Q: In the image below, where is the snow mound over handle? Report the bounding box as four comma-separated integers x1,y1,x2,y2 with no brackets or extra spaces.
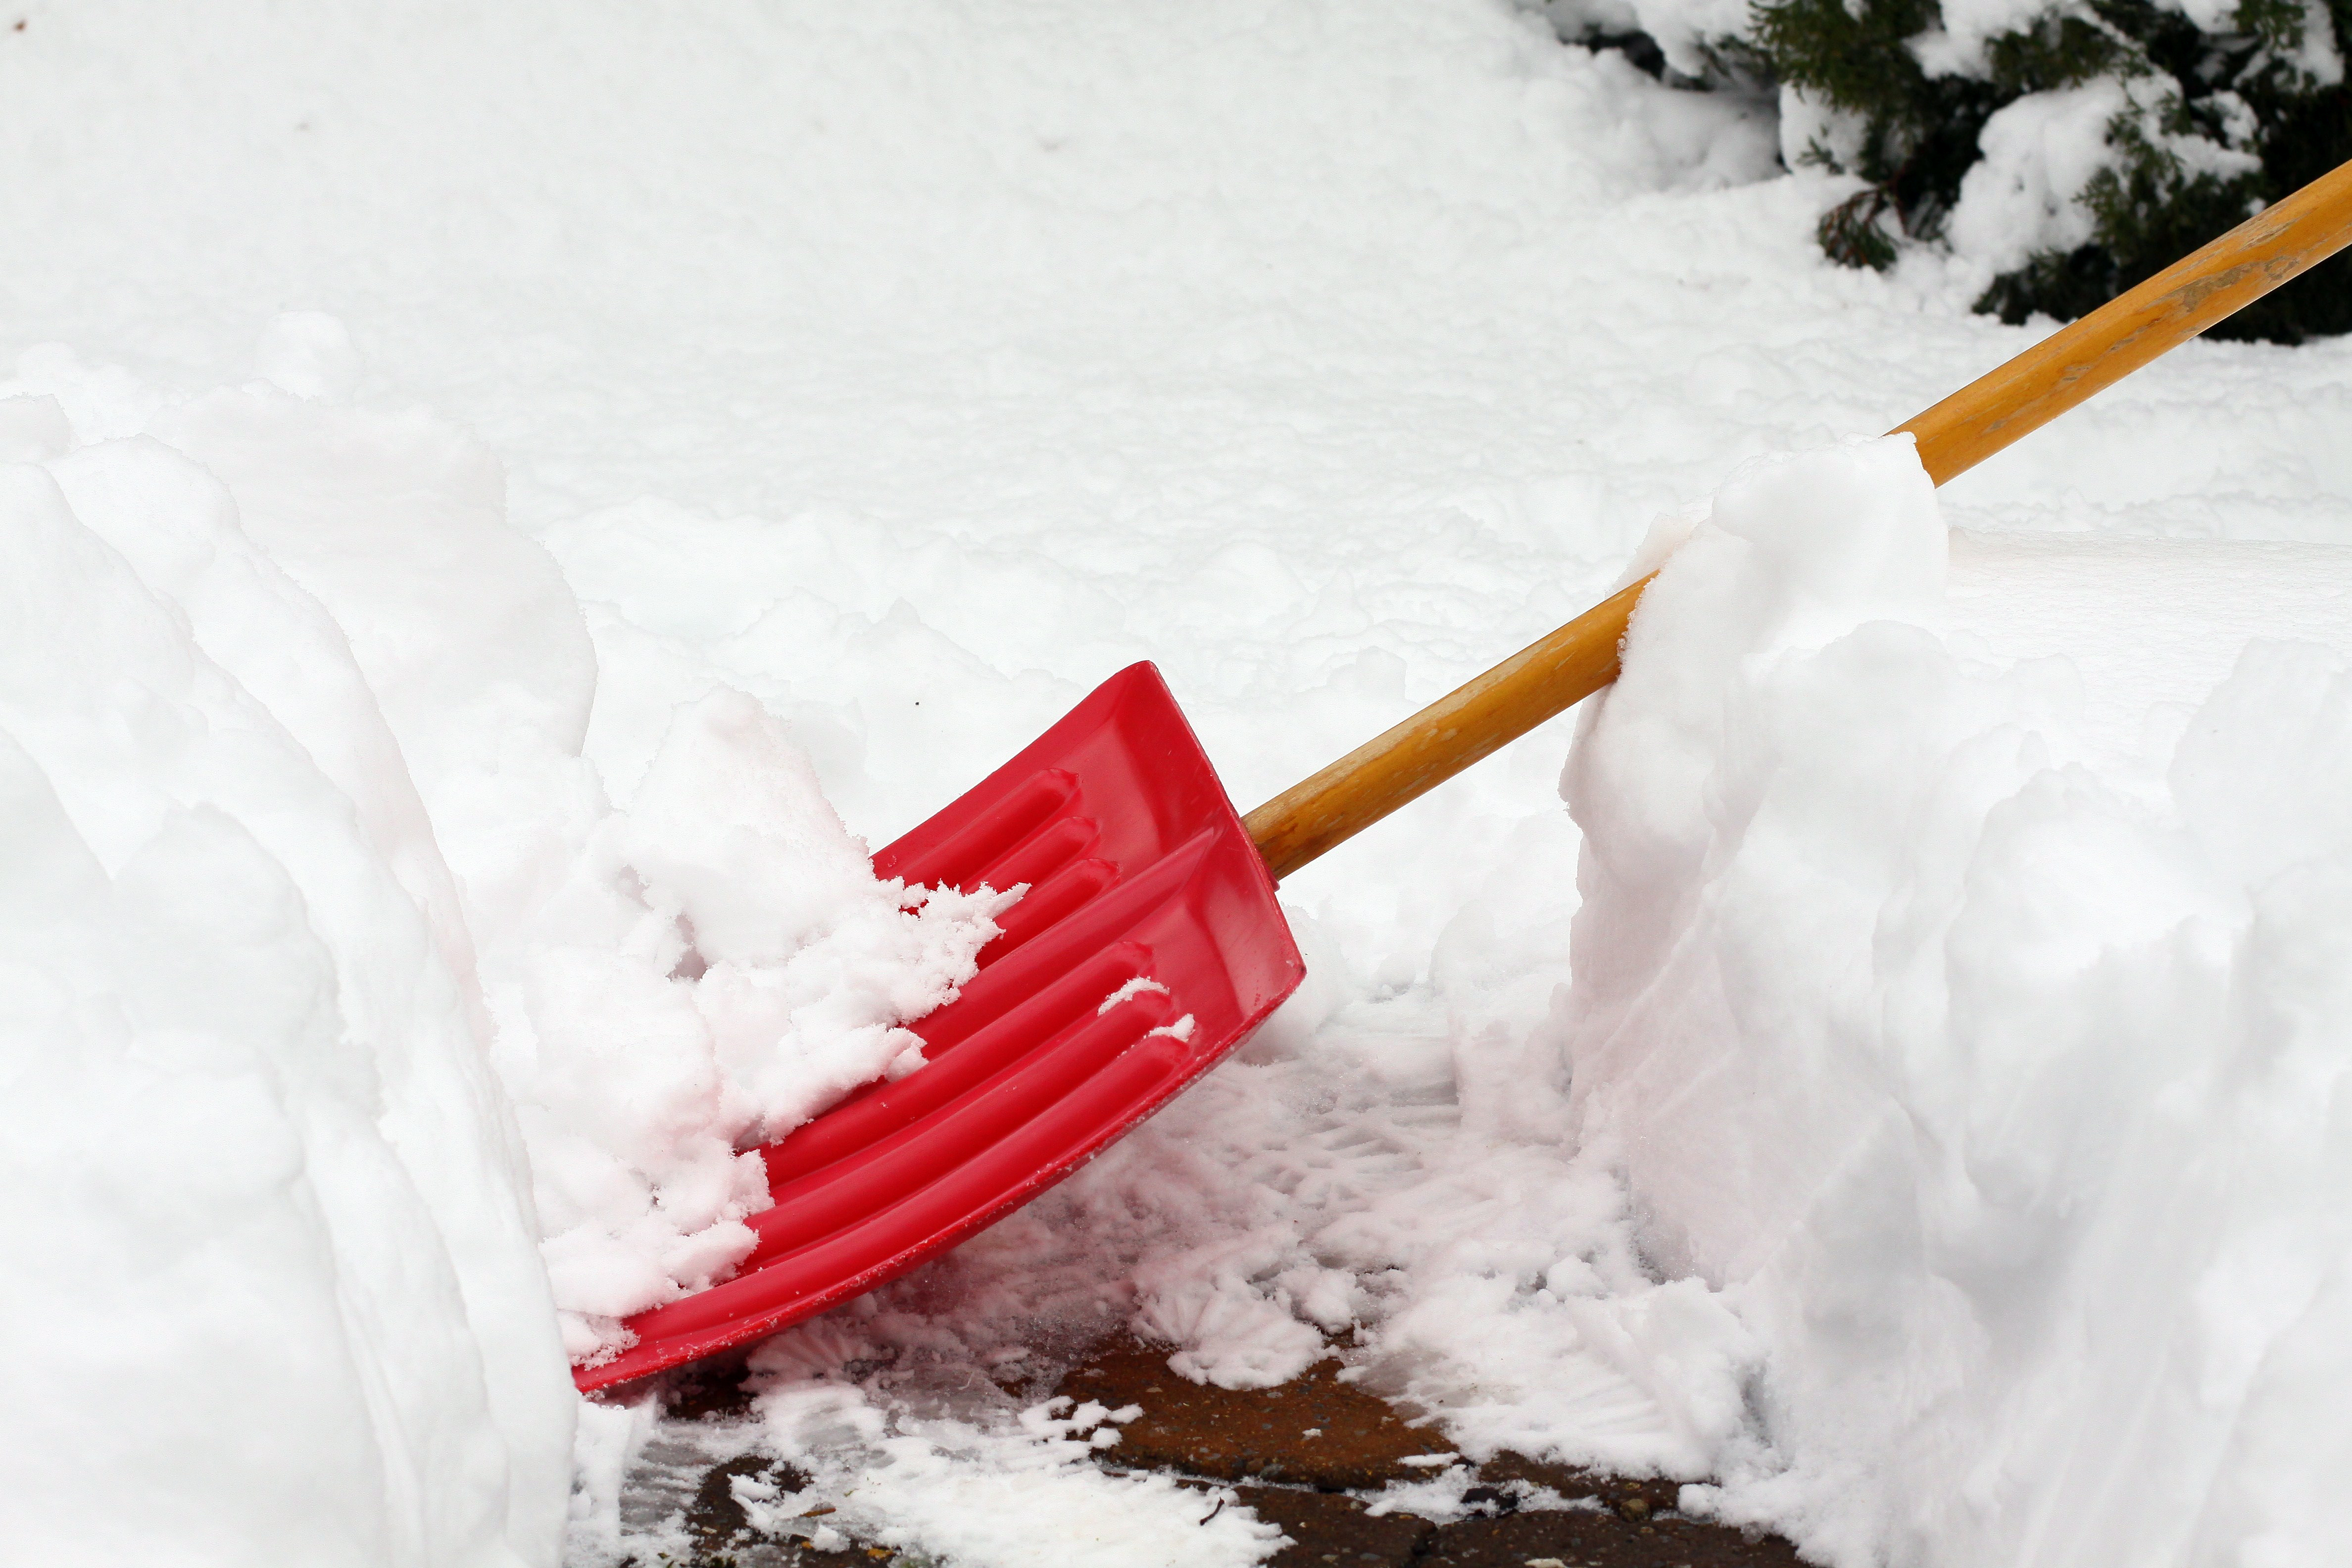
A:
1564,435,2352,1568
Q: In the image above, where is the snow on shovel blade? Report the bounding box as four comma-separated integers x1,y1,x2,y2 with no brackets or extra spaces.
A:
577,663,1304,1392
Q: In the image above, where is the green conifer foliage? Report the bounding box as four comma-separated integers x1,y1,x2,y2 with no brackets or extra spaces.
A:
1746,0,2351,340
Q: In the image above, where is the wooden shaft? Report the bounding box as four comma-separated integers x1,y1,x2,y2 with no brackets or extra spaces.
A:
1897,157,2352,486
1245,576,1652,880
1246,157,2352,882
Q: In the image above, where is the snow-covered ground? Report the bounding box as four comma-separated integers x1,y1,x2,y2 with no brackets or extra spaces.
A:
4,3,2350,1566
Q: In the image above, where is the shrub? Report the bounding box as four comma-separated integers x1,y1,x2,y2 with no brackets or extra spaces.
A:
1547,0,2352,341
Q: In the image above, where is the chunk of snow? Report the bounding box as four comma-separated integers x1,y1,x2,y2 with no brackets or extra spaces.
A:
1100,976,1172,1015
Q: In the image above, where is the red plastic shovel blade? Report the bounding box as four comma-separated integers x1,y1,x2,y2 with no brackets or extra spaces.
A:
577,662,1304,1391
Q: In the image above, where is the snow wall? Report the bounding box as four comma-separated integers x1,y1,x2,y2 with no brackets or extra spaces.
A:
0,362,585,1565
1564,435,2352,1567
0,333,1027,1565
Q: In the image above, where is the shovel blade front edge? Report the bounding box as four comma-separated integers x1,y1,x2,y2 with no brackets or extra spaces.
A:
578,663,1304,1391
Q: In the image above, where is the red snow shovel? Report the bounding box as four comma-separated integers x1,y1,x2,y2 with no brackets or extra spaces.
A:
578,159,2352,1392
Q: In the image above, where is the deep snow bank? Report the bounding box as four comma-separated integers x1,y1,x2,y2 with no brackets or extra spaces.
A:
0,369,573,1564
0,339,1014,1564
1564,436,2352,1566
152,373,1009,1367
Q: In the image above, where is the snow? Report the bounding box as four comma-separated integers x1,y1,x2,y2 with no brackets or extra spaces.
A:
3,342,1015,1559
1945,76,2260,276
1948,79,2142,275
4,2,2351,1567
748,1383,1281,1566
0,397,572,1565
1908,0,2074,79
568,1379,1276,1568
1566,435,2352,1564
500,684,1011,1366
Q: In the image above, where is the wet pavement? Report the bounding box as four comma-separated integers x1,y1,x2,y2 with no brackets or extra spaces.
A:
638,1338,1807,1567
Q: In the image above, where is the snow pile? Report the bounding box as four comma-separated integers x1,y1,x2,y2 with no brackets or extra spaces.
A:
1565,435,2352,1565
526,691,1013,1363
0,381,572,1564
1,343,1012,1560
142,363,1010,1365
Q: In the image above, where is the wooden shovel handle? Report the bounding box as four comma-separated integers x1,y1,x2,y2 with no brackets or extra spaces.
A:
1246,157,2352,882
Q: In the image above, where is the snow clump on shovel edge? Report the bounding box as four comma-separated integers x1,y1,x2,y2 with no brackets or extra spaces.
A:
523,688,1017,1368
0,343,1011,1562
1564,434,2352,1568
